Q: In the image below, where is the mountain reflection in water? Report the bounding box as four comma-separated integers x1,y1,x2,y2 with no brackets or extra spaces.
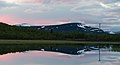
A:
0,44,120,65
0,44,120,55
0,50,120,65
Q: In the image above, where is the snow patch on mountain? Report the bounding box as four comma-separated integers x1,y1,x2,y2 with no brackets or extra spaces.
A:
16,23,31,27
77,24,86,29
109,31,115,34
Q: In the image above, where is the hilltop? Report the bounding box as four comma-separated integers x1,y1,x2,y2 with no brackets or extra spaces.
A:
0,22,50,39
31,23,105,34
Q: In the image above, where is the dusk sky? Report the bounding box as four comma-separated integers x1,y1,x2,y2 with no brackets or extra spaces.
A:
0,0,120,31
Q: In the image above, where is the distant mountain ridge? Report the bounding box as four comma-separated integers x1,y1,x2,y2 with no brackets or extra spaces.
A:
0,22,105,34
114,31,120,34
1,22,120,41
31,23,106,34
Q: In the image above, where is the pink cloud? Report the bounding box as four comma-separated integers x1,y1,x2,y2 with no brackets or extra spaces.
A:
0,15,51,25
0,15,71,26
0,15,20,25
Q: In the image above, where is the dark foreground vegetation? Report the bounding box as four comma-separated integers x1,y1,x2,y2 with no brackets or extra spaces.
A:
0,22,120,42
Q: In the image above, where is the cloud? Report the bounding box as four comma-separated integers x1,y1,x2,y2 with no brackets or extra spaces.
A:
70,0,105,15
101,0,120,3
103,17,120,23
0,15,22,25
100,2,120,9
0,1,16,9
0,15,73,26
24,4,53,14
99,2,112,8
1,0,49,5
0,0,120,31
24,64,43,65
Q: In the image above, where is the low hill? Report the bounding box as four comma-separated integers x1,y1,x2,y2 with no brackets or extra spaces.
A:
0,22,51,40
31,23,105,34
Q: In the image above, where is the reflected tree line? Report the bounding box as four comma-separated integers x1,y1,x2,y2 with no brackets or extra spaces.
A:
0,44,120,55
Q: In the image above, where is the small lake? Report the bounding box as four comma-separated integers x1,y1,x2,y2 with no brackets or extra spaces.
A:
0,44,120,65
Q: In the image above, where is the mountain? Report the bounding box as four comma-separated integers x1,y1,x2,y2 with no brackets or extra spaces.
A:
105,31,115,34
16,23,32,27
31,23,105,34
1,22,120,41
114,31,120,34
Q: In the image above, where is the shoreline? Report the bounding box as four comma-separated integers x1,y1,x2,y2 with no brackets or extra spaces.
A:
0,40,120,44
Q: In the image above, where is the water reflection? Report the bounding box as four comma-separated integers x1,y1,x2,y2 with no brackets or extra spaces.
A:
0,51,84,65
0,44,120,55
0,50,120,65
0,44,120,65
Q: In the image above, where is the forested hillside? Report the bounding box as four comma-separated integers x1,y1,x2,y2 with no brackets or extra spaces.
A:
0,22,120,41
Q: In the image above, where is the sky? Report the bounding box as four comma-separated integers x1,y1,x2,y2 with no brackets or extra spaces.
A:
0,0,120,32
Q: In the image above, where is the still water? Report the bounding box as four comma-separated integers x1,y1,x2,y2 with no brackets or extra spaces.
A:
0,50,120,65
0,44,120,65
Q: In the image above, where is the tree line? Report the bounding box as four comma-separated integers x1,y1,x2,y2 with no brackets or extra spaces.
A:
0,22,120,41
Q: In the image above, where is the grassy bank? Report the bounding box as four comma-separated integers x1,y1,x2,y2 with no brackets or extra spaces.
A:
0,40,120,55
0,40,120,44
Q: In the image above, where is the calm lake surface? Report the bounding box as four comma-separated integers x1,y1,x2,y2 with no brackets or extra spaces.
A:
0,44,120,65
